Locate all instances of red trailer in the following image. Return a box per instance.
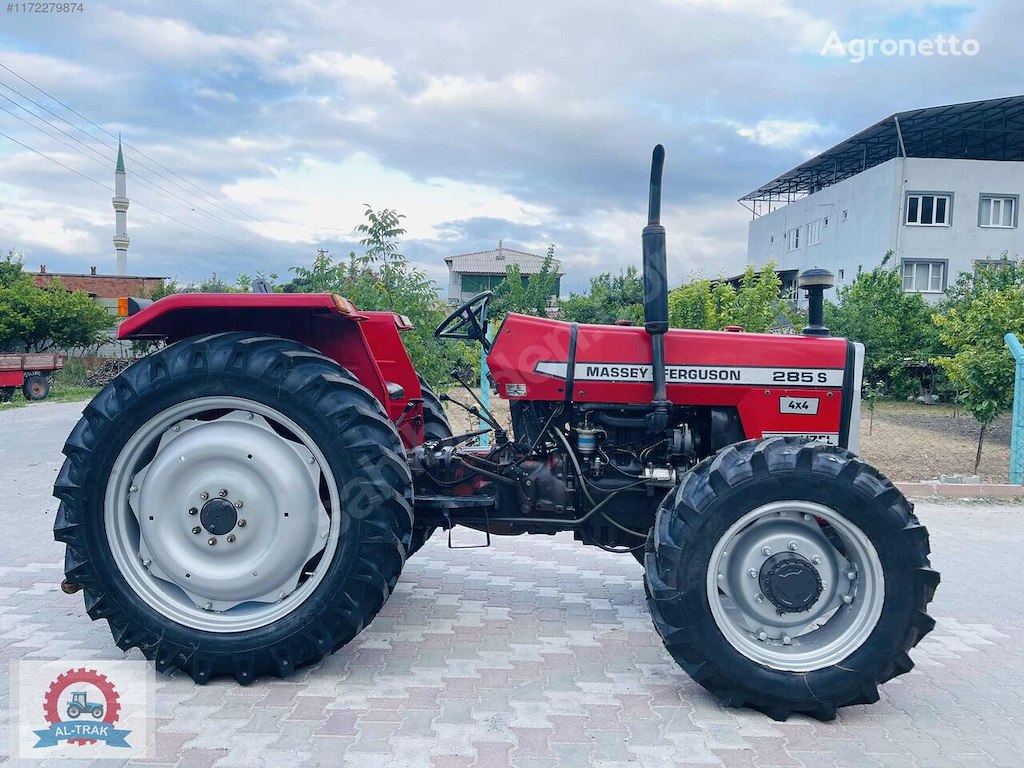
[0,352,63,401]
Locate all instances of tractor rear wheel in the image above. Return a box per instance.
[406,378,451,556]
[23,374,49,400]
[645,437,938,721]
[53,332,413,684]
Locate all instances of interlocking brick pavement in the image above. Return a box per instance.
[2,402,1024,767]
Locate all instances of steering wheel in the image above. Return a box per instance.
[434,291,493,351]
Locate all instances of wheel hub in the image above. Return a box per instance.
[127,409,331,612]
[200,498,238,535]
[759,553,822,613]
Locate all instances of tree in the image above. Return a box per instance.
[933,259,1024,471]
[558,267,644,325]
[824,254,941,395]
[491,245,560,319]
[0,251,111,353]
[667,262,795,332]
[285,207,472,388]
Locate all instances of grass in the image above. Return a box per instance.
[0,383,100,408]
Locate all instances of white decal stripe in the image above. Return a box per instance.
[533,361,844,387]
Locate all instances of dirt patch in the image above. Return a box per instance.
[859,401,1010,483]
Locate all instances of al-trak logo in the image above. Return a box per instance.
[33,667,131,749]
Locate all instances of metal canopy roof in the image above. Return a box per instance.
[739,95,1024,203]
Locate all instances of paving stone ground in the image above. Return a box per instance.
[2,402,1023,767]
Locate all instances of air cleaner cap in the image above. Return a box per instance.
[798,268,835,289]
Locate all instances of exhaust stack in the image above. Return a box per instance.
[642,145,671,430]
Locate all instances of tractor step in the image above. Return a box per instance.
[414,495,495,549]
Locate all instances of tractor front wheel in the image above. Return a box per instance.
[645,437,939,721]
[54,332,413,683]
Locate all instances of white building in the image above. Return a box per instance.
[741,96,1024,306]
[444,242,562,306]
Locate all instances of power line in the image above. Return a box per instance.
[0,128,299,258]
[0,61,266,226]
[0,127,110,191]
[0,72,316,261]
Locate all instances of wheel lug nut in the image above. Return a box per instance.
[192,526,201,535]
[761,546,772,556]
[142,558,151,567]
[812,556,821,565]
[843,594,853,604]
[237,519,247,527]
[747,569,757,578]
[227,534,236,543]
[188,507,198,516]
[782,634,792,646]
[758,631,767,641]
[218,489,228,497]
[200,492,209,500]
[208,537,217,546]
[847,571,856,580]
[235,500,244,509]
[788,541,798,551]
[754,594,764,604]
[204,602,213,610]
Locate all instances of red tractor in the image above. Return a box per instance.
[54,147,937,721]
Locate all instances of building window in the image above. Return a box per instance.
[905,193,951,226]
[806,219,823,246]
[786,226,800,251]
[461,274,506,293]
[902,261,945,293]
[979,195,1017,228]
[838,269,844,280]
[842,210,848,221]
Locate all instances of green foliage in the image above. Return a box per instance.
[824,256,941,395]
[0,252,111,353]
[148,270,280,298]
[932,258,1024,469]
[491,245,560,319]
[558,266,645,325]
[284,206,472,388]
[667,262,795,332]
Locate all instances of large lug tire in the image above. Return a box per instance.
[406,377,452,556]
[53,332,413,684]
[23,374,50,400]
[645,437,939,721]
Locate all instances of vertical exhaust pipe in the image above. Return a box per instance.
[642,145,671,431]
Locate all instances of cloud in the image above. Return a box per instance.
[275,52,397,92]
[732,119,832,151]
[0,0,1019,289]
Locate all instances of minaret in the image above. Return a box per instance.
[112,136,130,275]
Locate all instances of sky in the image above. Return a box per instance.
[0,0,1018,295]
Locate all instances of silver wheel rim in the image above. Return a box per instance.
[105,396,340,633]
[706,500,884,672]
